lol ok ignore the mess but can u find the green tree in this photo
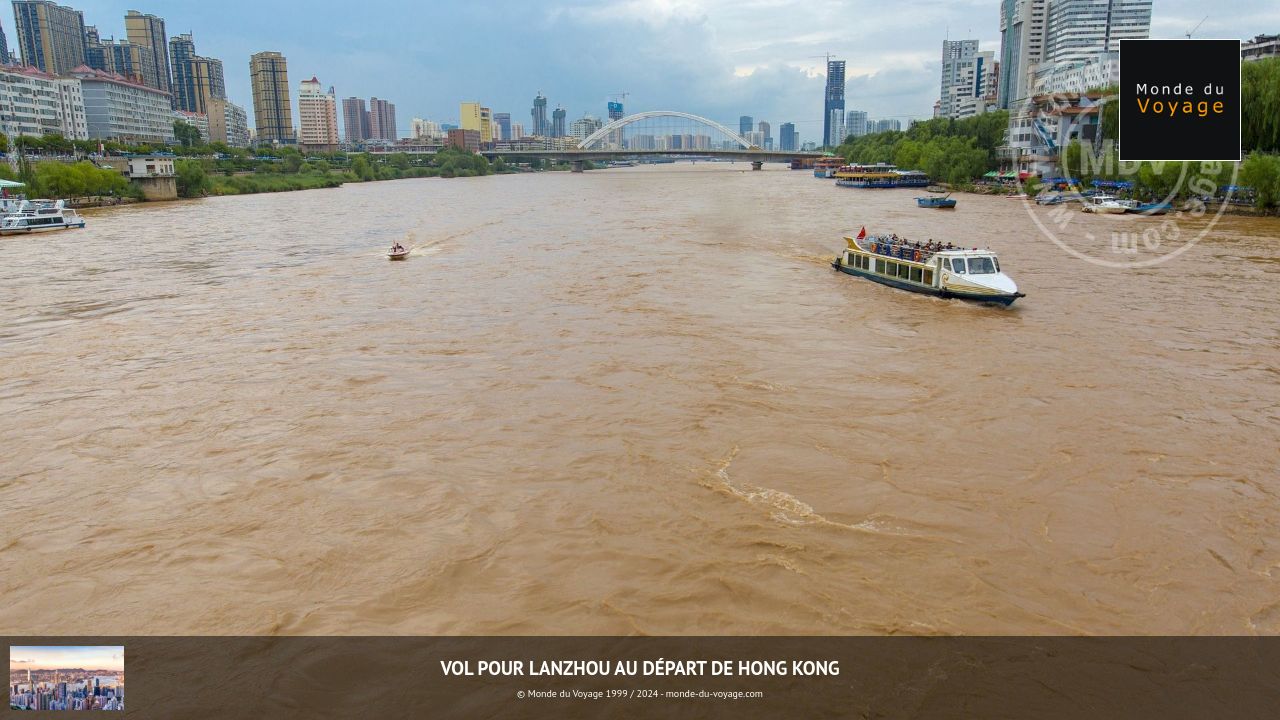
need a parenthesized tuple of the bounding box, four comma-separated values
(350, 154, 375, 181)
(1242, 58, 1280, 153)
(175, 159, 212, 198)
(173, 120, 202, 147)
(1240, 152, 1280, 209)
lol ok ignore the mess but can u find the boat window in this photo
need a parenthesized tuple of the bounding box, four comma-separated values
(910, 267, 923, 283)
(968, 257, 996, 274)
(923, 269, 934, 285)
(897, 264, 909, 279)
(950, 258, 966, 274)
(876, 259, 887, 274)
(992, 257, 1000, 272)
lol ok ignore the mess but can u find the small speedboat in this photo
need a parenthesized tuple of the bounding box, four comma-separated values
(388, 245, 410, 260)
(916, 195, 956, 209)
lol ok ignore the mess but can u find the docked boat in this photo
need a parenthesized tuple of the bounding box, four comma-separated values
(388, 244, 410, 260)
(916, 195, 957, 209)
(834, 163, 899, 188)
(1127, 201, 1172, 215)
(0, 199, 86, 235)
(831, 229, 1023, 306)
(813, 158, 843, 178)
(1081, 195, 1134, 214)
(1035, 193, 1066, 205)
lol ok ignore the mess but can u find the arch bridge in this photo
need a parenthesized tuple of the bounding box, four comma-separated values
(478, 110, 822, 170)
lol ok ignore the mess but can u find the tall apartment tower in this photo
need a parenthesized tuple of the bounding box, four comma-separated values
(368, 97, 395, 141)
(341, 97, 369, 142)
(997, 0, 1048, 108)
(531, 93, 547, 136)
(12, 0, 86, 75)
(939, 39, 995, 119)
(169, 33, 195, 110)
(1044, 0, 1152, 65)
(738, 115, 753, 137)
(124, 10, 170, 95)
(298, 77, 339, 152)
(493, 112, 511, 142)
(823, 58, 846, 147)
(757, 120, 771, 150)
(551, 106, 566, 137)
(778, 122, 797, 152)
(250, 51, 295, 144)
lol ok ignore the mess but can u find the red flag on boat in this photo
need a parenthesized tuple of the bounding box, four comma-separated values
(856, 226, 866, 240)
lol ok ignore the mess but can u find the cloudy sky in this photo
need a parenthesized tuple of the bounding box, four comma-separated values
(10, 646, 124, 671)
(32, 1, 1280, 143)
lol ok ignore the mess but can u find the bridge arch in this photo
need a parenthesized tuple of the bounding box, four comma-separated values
(577, 111, 759, 150)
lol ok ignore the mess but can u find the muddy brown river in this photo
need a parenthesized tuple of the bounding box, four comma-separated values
(1, 164, 1277, 635)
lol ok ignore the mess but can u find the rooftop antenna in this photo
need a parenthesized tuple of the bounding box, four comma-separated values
(1186, 16, 1208, 39)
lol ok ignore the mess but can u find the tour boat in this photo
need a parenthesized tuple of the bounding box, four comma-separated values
(834, 163, 901, 188)
(388, 245, 410, 260)
(0, 199, 86, 235)
(831, 229, 1024, 306)
(813, 158, 843, 178)
(1081, 195, 1134, 214)
(1035, 194, 1066, 205)
(916, 195, 957, 209)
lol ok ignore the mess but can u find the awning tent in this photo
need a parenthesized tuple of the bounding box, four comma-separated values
(0, 179, 25, 188)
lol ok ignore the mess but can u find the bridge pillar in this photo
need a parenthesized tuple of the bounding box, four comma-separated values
(571, 160, 585, 173)
(751, 161, 763, 171)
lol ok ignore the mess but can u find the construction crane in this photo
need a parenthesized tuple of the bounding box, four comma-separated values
(1186, 15, 1208, 39)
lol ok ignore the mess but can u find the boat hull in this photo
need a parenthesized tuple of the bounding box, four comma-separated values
(916, 198, 957, 208)
(388, 252, 410, 260)
(0, 221, 85, 235)
(832, 261, 1022, 306)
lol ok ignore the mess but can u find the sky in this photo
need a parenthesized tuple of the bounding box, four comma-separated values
(12, 0, 1280, 144)
(10, 646, 124, 671)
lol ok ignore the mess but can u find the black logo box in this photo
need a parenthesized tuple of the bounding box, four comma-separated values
(1120, 39, 1241, 162)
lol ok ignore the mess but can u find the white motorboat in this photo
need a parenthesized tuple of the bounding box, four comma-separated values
(1081, 195, 1135, 214)
(832, 231, 1024, 306)
(0, 199, 86, 234)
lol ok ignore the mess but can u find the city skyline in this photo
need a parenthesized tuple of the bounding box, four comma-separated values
(3, 0, 1272, 139)
(10, 646, 123, 671)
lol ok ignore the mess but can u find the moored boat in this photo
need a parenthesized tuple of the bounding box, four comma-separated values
(916, 195, 957, 209)
(1081, 194, 1134, 214)
(813, 158, 843, 178)
(1127, 201, 1172, 215)
(831, 229, 1023, 306)
(0, 199, 86, 235)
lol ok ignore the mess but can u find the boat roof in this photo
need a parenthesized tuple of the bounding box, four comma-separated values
(844, 236, 1000, 257)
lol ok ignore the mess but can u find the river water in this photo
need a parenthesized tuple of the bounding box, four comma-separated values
(1, 164, 1278, 635)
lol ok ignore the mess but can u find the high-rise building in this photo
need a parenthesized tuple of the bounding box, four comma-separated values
(0, 17, 9, 64)
(168, 33, 194, 110)
(480, 106, 492, 144)
(106, 39, 160, 91)
(410, 117, 441, 139)
(530, 92, 547, 136)
(569, 114, 602, 142)
(124, 10, 169, 95)
(1044, 0, 1151, 66)
(843, 110, 868, 139)
(1242, 34, 1280, 62)
(738, 115, 752, 137)
(459, 101, 481, 135)
(997, 0, 1048, 109)
(249, 51, 294, 144)
(368, 97, 395, 140)
(939, 39, 996, 119)
(207, 97, 250, 147)
(13, 0, 86, 75)
(551, 106, 565, 137)
(778, 122, 797, 152)
(83, 24, 107, 71)
(756, 120, 771, 150)
(493, 112, 511, 141)
(341, 97, 368, 142)
(510, 121, 524, 139)
(823, 58, 845, 147)
(297, 76, 338, 152)
(872, 118, 901, 133)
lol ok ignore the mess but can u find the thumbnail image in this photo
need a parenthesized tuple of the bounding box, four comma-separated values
(9, 646, 124, 711)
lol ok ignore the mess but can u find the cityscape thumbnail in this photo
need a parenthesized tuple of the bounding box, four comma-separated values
(9, 646, 124, 712)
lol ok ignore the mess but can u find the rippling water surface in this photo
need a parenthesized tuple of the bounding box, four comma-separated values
(2, 164, 1278, 635)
